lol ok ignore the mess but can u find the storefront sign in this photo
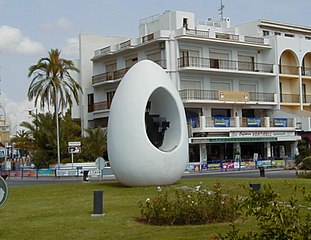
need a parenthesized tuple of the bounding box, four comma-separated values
(230, 131, 294, 137)
(247, 118, 261, 127)
(190, 137, 278, 144)
(273, 118, 288, 127)
(218, 91, 249, 102)
(214, 117, 230, 127)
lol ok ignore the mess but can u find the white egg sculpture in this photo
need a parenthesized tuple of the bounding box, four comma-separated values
(107, 60, 189, 186)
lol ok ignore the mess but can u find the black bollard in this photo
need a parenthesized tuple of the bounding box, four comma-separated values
(259, 167, 265, 177)
(92, 190, 104, 217)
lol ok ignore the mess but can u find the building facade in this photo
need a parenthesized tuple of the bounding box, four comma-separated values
(75, 10, 311, 165)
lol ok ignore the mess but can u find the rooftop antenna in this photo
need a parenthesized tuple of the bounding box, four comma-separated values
(218, 0, 225, 20)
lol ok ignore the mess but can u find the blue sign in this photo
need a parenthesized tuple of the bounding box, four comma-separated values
(187, 118, 198, 128)
(247, 118, 261, 127)
(273, 118, 288, 127)
(214, 117, 230, 127)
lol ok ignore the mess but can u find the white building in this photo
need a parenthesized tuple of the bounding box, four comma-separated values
(74, 10, 311, 165)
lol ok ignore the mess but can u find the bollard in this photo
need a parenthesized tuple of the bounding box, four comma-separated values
(92, 190, 104, 217)
(259, 167, 265, 177)
(83, 170, 89, 182)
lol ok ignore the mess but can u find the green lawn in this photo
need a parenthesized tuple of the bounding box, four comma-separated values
(0, 177, 310, 240)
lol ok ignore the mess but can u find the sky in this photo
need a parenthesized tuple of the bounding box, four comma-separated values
(0, 0, 311, 129)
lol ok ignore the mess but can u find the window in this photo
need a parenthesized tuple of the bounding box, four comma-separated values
(279, 82, 283, 102)
(238, 55, 255, 71)
(285, 33, 295, 38)
(211, 81, 230, 91)
(263, 30, 270, 36)
(105, 62, 116, 80)
(302, 84, 307, 103)
(306, 36, 311, 40)
(125, 55, 138, 68)
(210, 49, 230, 69)
(211, 108, 231, 117)
(183, 18, 188, 29)
(179, 49, 199, 67)
(107, 91, 115, 109)
(239, 83, 256, 92)
(274, 32, 281, 36)
(87, 94, 94, 112)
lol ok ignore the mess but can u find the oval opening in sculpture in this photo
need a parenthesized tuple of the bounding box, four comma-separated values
(144, 87, 181, 152)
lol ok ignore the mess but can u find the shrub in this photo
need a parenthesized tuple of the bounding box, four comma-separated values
(218, 183, 311, 239)
(297, 170, 311, 179)
(302, 156, 311, 170)
(138, 182, 240, 226)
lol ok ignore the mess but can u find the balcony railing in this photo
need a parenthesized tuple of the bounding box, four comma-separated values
(302, 67, 311, 76)
(302, 95, 311, 103)
(191, 116, 295, 129)
(179, 89, 275, 103)
(185, 29, 209, 37)
(142, 33, 154, 43)
(279, 65, 299, 75)
(92, 67, 130, 85)
(93, 101, 109, 111)
(178, 57, 274, 73)
(183, 29, 265, 45)
(280, 94, 300, 103)
(92, 60, 167, 85)
(215, 32, 239, 41)
(244, 36, 265, 44)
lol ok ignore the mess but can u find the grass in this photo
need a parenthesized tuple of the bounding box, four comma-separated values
(0, 177, 310, 240)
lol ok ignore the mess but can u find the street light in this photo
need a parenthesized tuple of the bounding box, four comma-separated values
(50, 80, 61, 172)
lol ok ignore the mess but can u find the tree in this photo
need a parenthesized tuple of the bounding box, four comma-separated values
(27, 49, 82, 167)
(27, 48, 82, 113)
(10, 130, 33, 158)
(20, 111, 82, 168)
(79, 128, 107, 162)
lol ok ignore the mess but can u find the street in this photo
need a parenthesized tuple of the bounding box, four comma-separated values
(5, 168, 298, 187)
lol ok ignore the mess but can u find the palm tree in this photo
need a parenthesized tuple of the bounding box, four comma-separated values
(28, 49, 82, 168)
(80, 128, 107, 162)
(27, 48, 82, 113)
(11, 130, 33, 158)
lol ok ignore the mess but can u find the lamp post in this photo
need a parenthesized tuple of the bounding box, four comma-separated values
(50, 80, 61, 172)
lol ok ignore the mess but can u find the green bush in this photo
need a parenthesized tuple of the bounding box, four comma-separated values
(297, 170, 311, 179)
(138, 182, 240, 226)
(302, 156, 311, 170)
(219, 183, 311, 239)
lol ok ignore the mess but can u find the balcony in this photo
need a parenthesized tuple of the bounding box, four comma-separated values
(179, 89, 276, 103)
(93, 101, 109, 112)
(92, 67, 130, 85)
(302, 67, 311, 76)
(92, 60, 167, 85)
(180, 28, 267, 46)
(215, 32, 239, 41)
(178, 57, 274, 74)
(302, 95, 311, 103)
(280, 94, 300, 103)
(279, 65, 299, 75)
(190, 116, 296, 129)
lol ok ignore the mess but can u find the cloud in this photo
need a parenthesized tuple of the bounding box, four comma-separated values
(61, 38, 79, 57)
(57, 17, 73, 31)
(0, 92, 34, 133)
(41, 17, 73, 32)
(0, 25, 45, 54)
